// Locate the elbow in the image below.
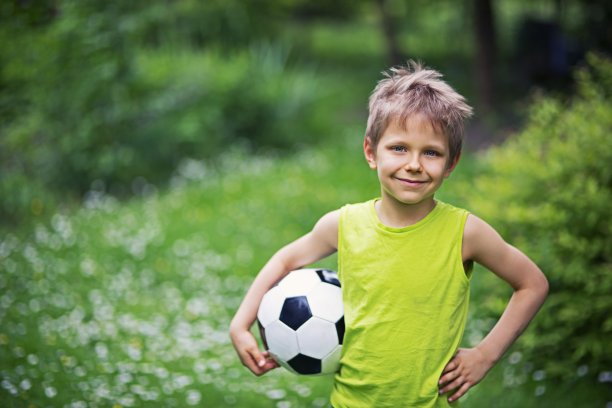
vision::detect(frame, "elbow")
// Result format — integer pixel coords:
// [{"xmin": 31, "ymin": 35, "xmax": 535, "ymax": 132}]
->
[
  {"xmin": 536, "ymin": 271, "xmax": 549, "ymax": 302},
  {"xmin": 542, "ymin": 277, "xmax": 549, "ymax": 298},
  {"xmin": 271, "ymin": 250, "xmax": 301, "ymax": 277},
  {"xmin": 519, "ymin": 267, "xmax": 549, "ymax": 304}
]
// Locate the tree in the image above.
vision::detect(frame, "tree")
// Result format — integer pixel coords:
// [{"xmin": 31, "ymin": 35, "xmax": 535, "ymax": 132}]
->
[
  {"xmin": 375, "ymin": 0, "xmax": 404, "ymax": 66},
  {"xmin": 473, "ymin": 0, "xmax": 496, "ymax": 112}
]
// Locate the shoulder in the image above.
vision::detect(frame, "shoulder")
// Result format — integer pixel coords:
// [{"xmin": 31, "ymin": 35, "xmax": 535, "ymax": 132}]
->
[
  {"xmin": 436, "ymin": 200, "xmax": 469, "ymax": 216},
  {"xmin": 462, "ymin": 214, "xmax": 508, "ymax": 264},
  {"xmin": 310, "ymin": 209, "xmax": 340, "ymax": 249},
  {"xmin": 315, "ymin": 209, "xmax": 340, "ymax": 230},
  {"xmin": 312, "ymin": 200, "xmax": 374, "ymax": 246},
  {"xmin": 434, "ymin": 201, "xmax": 471, "ymax": 232},
  {"xmin": 341, "ymin": 199, "xmax": 375, "ymax": 211},
  {"xmin": 339, "ymin": 199, "xmax": 376, "ymax": 219},
  {"xmin": 462, "ymin": 214, "xmax": 547, "ymax": 291}
]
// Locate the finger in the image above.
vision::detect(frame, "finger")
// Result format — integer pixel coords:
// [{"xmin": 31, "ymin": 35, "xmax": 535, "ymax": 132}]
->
[
  {"xmin": 439, "ymin": 376, "xmax": 465, "ymax": 395},
  {"xmin": 240, "ymin": 347, "xmax": 269, "ymax": 376},
  {"xmin": 248, "ymin": 356, "xmax": 279, "ymax": 376},
  {"xmin": 262, "ymin": 351, "xmax": 280, "ymax": 367},
  {"xmin": 241, "ymin": 351, "xmax": 265, "ymax": 376},
  {"xmin": 246, "ymin": 348, "xmax": 281, "ymax": 376},
  {"xmin": 438, "ymin": 370, "xmax": 459, "ymax": 387},
  {"xmin": 441, "ymin": 360, "xmax": 458, "ymax": 374},
  {"xmin": 260, "ymin": 359, "xmax": 280, "ymax": 373},
  {"xmin": 260, "ymin": 351, "xmax": 279, "ymax": 368},
  {"xmin": 448, "ymin": 382, "xmax": 471, "ymax": 403},
  {"xmin": 248, "ymin": 346, "xmax": 268, "ymax": 368}
]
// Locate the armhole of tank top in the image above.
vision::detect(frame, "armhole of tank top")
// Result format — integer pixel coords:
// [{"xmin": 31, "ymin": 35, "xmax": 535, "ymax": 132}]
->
[
  {"xmin": 337, "ymin": 206, "xmax": 346, "ymax": 282},
  {"xmin": 458, "ymin": 211, "xmax": 473, "ymax": 281}
]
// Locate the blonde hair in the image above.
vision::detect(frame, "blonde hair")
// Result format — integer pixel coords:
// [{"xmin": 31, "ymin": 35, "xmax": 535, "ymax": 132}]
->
[{"xmin": 365, "ymin": 61, "xmax": 473, "ymax": 163}]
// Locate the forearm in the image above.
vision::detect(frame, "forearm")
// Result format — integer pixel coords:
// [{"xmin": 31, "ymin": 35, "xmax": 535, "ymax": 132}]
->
[
  {"xmin": 476, "ymin": 284, "xmax": 548, "ymax": 365},
  {"xmin": 230, "ymin": 253, "xmax": 294, "ymax": 334},
  {"xmin": 230, "ymin": 212, "xmax": 339, "ymax": 375},
  {"xmin": 442, "ymin": 217, "xmax": 548, "ymax": 401}
]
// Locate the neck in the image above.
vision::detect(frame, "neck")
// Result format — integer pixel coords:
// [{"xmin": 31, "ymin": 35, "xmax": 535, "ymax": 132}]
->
[{"xmin": 375, "ymin": 197, "xmax": 437, "ymax": 228}]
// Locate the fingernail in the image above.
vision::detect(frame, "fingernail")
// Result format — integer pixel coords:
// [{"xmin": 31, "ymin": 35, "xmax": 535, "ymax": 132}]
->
[
  {"xmin": 448, "ymin": 397, "xmax": 453, "ymax": 402},
  {"xmin": 258, "ymin": 360, "xmax": 265, "ymax": 367}
]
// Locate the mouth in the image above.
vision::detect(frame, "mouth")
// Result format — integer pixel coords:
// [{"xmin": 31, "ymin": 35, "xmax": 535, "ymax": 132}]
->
[{"xmin": 395, "ymin": 177, "xmax": 428, "ymax": 187}]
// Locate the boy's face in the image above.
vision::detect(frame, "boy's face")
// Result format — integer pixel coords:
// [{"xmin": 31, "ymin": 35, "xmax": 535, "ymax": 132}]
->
[{"xmin": 364, "ymin": 115, "xmax": 459, "ymax": 208}]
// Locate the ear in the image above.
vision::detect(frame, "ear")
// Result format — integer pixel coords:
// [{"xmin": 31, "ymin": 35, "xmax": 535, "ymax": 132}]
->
[
  {"xmin": 364, "ymin": 138, "xmax": 377, "ymax": 169},
  {"xmin": 444, "ymin": 150, "xmax": 461, "ymax": 178}
]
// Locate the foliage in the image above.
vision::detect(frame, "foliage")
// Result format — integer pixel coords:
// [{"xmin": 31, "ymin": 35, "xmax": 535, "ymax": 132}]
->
[
  {"xmin": 134, "ymin": 44, "xmax": 335, "ymax": 164},
  {"xmin": 125, "ymin": 0, "xmax": 283, "ymax": 48},
  {"xmin": 468, "ymin": 53, "xmax": 612, "ymax": 385},
  {"xmin": 0, "ymin": 1, "xmax": 339, "ymax": 226},
  {"xmin": 0, "ymin": 0, "xmax": 144, "ymax": 222}
]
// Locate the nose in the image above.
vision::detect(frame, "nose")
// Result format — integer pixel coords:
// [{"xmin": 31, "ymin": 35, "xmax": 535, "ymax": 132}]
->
[{"xmin": 404, "ymin": 153, "xmax": 422, "ymax": 172}]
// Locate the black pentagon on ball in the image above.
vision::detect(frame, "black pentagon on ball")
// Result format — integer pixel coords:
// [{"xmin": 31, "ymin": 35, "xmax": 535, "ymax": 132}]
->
[
  {"xmin": 279, "ymin": 296, "xmax": 312, "ymax": 330},
  {"xmin": 335, "ymin": 316, "xmax": 345, "ymax": 345},
  {"xmin": 288, "ymin": 353, "xmax": 321, "ymax": 375},
  {"xmin": 316, "ymin": 269, "xmax": 341, "ymax": 287}
]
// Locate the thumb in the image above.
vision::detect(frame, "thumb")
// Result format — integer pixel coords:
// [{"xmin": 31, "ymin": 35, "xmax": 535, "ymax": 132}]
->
[
  {"xmin": 262, "ymin": 350, "xmax": 279, "ymax": 367},
  {"xmin": 248, "ymin": 346, "xmax": 267, "ymax": 368}
]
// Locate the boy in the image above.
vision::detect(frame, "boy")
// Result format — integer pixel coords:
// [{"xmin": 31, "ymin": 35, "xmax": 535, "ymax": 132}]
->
[{"xmin": 230, "ymin": 62, "xmax": 548, "ymax": 407}]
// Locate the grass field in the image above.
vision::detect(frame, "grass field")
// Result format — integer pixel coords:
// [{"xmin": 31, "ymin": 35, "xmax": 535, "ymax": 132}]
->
[{"xmin": 1, "ymin": 133, "xmax": 609, "ymax": 407}]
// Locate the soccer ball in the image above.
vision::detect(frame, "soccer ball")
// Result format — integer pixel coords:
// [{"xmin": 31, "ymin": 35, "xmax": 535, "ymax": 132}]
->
[{"xmin": 257, "ymin": 268, "xmax": 344, "ymax": 375}]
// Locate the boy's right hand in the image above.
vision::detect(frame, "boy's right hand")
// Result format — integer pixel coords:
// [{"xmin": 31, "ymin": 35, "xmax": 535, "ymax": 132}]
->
[{"xmin": 230, "ymin": 328, "xmax": 279, "ymax": 376}]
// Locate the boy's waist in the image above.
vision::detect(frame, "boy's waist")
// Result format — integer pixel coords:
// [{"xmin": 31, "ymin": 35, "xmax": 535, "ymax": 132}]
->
[
  {"xmin": 331, "ymin": 312, "xmax": 467, "ymax": 407},
  {"xmin": 331, "ymin": 355, "xmax": 457, "ymax": 408}
]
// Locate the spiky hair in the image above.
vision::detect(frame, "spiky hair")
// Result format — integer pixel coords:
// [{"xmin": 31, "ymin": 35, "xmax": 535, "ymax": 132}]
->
[{"xmin": 365, "ymin": 61, "xmax": 473, "ymax": 163}]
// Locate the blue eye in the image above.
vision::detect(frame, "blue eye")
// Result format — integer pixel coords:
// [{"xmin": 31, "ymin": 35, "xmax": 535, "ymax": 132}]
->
[
  {"xmin": 424, "ymin": 150, "xmax": 440, "ymax": 157},
  {"xmin": 391, "ymin": 146, "xmax": 406, "ymax": 152}
]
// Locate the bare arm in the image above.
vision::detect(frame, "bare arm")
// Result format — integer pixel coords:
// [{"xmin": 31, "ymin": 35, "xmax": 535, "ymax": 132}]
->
[
  {"xmin": 229, "ymin": 210, "xmax": 339, "ymax": 375},
  {"xmin": 439, "ymin": 214, "xmax": 548, "ymax": 402}
]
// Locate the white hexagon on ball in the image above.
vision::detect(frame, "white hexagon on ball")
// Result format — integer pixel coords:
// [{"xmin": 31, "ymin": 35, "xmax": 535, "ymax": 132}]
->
[
  {"xmin": 277, "ymin": 268, "xmax": 322, "ymax": 298},
  {"xmin": 264, "ymin": 320, "xmax": 299, "ymax": 361},
  {"xmin": 307, "ymin": 282, "xmax": 343, "ymax": 323},
  {"xmin": 296, "ymin": 317, "xmax": 339, "ymax": 359},
  {"xmin": 257, "ymin": 286, "xmax": 285, "ymax": 327}
]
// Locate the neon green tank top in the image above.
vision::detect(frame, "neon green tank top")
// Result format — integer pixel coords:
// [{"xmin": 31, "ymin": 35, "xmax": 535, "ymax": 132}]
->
[{"xmin": 331, "ymin": 199, "xmax": 471, "ymax": 408}]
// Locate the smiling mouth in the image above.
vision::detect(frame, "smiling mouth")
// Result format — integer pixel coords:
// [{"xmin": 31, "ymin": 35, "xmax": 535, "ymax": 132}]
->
[{"xmin": 396, "ymin": 177, "xmax": 428, "ymax": 185}]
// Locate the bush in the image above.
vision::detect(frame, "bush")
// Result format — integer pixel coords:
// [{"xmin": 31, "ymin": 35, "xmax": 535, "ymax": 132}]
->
[
  {"xmin": 133, "ymin": 43, "xmax": 335, "ymax": 165},
  {"xmin": 0, "ymin": 2, "xmax": 338, "ymax": 225},
  {"xmin": 468, "ymin": 53, "xmax": 612, "ymax": 383}
]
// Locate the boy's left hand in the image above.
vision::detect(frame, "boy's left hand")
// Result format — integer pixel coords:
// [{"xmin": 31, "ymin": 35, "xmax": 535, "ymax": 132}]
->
[{"xmin": 438, "ymin": 347, "xmax": 493, "ymax": 402}]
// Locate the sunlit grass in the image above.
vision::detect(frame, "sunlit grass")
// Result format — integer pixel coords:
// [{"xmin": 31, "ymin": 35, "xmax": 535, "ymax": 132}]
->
[{"xmin": 0, "ymin": 131, "xmax": 370, "ymax": 407}]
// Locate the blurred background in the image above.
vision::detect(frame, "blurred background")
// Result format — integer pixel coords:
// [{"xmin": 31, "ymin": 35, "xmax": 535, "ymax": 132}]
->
[{"xmin": 1, "ymin": 0, "xmax": 611, "ymax": 407}]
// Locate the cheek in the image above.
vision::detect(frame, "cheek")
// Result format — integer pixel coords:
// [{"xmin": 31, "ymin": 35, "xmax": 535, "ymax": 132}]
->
[
  {"xmin": 425, "ymin": 162, "xmax": 448, "ymax": 178},
  {"xmin": 379, "ymin": 154, "xmax": 403, "ymax": 168},
  {"xmin": 377, "ymin": 161, "xmax": 396, "ymax": 176}
]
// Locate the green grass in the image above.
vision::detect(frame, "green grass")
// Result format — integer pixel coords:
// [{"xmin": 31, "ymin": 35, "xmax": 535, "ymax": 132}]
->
[
  {"xmin": 1, "ymin": 136, "xmax": 609, "ymax": 407},
  {"xmin": 0, "ymin": 132, "xmax": 371, "ymax": 408}
]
